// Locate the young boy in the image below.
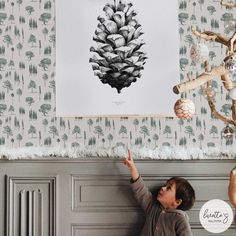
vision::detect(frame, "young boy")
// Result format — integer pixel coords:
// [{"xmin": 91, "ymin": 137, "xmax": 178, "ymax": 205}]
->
[
  {"xmin": 123, "ymin": 150, "xmax": 195, "ymax": 236},
  {"xmin": 228, "ymin": 167, "xmax": 236, "ymax": 225}
]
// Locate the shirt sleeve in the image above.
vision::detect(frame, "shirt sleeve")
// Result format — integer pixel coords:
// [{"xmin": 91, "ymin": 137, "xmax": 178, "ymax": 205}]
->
[
  {"xmin": 130, "ymin": 175, "xmax": 155, "ymax": 214},
  {"xmin": 175, "ymin": 215, "xmax": 193, "ymax": 236}
]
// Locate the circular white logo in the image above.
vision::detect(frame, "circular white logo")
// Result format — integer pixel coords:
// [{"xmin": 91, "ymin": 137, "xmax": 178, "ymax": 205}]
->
[{"xmin": 199, "ymin": 199, "xmax": 233, "ymax": 233}]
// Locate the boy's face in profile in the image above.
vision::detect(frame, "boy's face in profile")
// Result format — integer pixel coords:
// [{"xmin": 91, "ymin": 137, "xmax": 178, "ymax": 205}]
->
[{"xmin": 157, "ymin": 180, "xmax": 182, "ymax": 209}]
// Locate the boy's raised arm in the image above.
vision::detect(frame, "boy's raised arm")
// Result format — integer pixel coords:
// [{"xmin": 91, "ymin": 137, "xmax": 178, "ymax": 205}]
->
[
  {"xmin": 123, "ymin": 150, "xmax": 154, "ymax": 214},
  {"xmin": 123, "ymin": 149, "xmax": 140, "ymax": 182}
]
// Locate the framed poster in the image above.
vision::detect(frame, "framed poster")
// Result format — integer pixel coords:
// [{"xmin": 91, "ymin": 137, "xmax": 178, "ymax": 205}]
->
[{"xmin": 56, "ymin": 0, "xmax": 179, "ymax": 116}]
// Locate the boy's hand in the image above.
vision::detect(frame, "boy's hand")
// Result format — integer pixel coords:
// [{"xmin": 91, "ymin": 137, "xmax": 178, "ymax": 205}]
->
[{"xmin": 123, "ymin": 149, "xmax": 135, "ymax": 170}]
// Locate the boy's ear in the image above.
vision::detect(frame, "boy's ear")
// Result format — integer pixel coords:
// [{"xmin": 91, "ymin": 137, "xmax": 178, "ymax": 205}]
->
[{"xmin": 175, "ymin": 198, "xmax": 182, "ymax": 207}]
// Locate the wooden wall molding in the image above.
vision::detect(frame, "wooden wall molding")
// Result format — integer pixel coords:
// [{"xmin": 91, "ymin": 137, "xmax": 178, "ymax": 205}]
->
[
  {"xmin": 5, "ymin": 175, "xmax": 57, "ymax": 236},
  {"xmin": 0, "ymin": 159, "xmax": 234, "ymax": 236}
]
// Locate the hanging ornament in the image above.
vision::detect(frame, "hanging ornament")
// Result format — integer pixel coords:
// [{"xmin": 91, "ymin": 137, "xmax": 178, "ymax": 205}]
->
[
  {"xmin": 229, "ymin": 87, "xmax": 236, "ymax": 100},
  {"xmin": 174, "ymin": 99, "xmax": 195, "ymax": 119},
  {"xmin": 190, "ymin": 43, "xmax": 209, "ymax": 63},
  {"xmin": 222, "ymin": 125, "xmax": 234, "ymax": 139},
  {"xmin": 201, "ymin": 85, "xmax": 216, "ymax": 100},
  {"xmin": 224, "ymin": 55, "xmax": 236, "ymax": 73}
]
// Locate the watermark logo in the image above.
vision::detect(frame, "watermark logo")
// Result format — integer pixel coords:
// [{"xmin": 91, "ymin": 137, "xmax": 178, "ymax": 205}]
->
[{"xmin": 199, "ymin": 199, "xmax": 233, "ymax": 233}]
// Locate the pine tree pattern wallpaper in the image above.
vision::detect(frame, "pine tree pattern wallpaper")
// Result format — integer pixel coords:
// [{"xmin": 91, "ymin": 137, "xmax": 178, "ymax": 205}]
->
[{"xmin": 0, "ymin": 0, "xmax": 235, "ymax": 156}]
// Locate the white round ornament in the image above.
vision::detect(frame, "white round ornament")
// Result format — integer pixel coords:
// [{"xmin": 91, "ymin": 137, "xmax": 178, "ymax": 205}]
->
[
  {"xmin": 224, "ymin": 55, "xmax": 236, "ymax": 73},
  {"xmin": 174, "ymin": 99, "xmax": 195, "ymax": 119},
  {"xmin": 222, "ymin": 125, "xmax": 234, "ymax": 139},
  {"xmin": 190, "ymin": 43, "xmax": 209, "ymax": 63}
]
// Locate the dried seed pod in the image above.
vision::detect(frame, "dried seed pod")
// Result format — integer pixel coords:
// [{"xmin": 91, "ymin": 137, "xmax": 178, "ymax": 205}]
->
[{"xmin": 174, "ymin": 99, "xmax": 195, "ymax": 119}]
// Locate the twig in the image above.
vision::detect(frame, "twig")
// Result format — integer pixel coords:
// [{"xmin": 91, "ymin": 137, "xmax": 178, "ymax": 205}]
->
[{"xmin": 221, "ymin": 0, "xmax": 236, "ymax": 8}]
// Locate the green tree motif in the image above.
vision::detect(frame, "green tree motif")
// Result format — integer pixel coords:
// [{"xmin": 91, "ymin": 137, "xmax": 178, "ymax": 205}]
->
[
  {"xmin": 28, "ymin": 125, "xmax": 36, "ymax": 138},
  {"xmin": 163, "ymin": 125, "xmax": 171, "ymax": 138},
  {"xmin": 201, "ymin": 16, "xmax": 207, "ymax": 24},
  {"xmin": 28, "ymin": 34, "xmax": 36, "ymax": 47},
  {"xmin": 8, "ymin": 60, "xmax": 14, "ymax": 69},
  {"xmin": 3, "ymin": 126, "xmax": 13, "ymax": 138},
  {"xmin": 198, "ymin": 0, "xmax": 204, "ymax": 10},
  {"xmin": 44, "ymin": 137, "xmax": 51, "ymax": 146},
  {"xmin": 180, "ymin": 58, "xmax": 189, "ymax": 71},
  {"xmin": 72, "ymin": 125, "xmax": 81, "ymax": 138},
  {"xmin": 87, "ymin": 119, "xmax": 93, "ymax": 131},
  {"xmin": 209, "ymin": 125, "xmax": 218, "ymax": 138},
  {"xmin": 72, "ymin": 142, "xmax": 80, "ymax": 148},
  {"xmin": 153, "ymin": 134, "xmax": 159, "ymax": 147},
  {"xmin": 179, "ymin": 1, "xmax": 187, "ymax": 10},
  {"xmin": 16, "ymin": 42, "xmax": 23, "ymax": 56},
  {"xmin": 62, "ymin": 134, "xmax": 68, "ymax": 147},
  {"xmin": 39, "ymin": 13, "xmax": 51, "ymax": 25},
  {"xmin": 220, "ymin": 104, "xmax": 231, "ymax": 116},
  {"xmin": 179, "ymin": 27, "xmax": 184, "ymax": 40},
  {"xmin": 0, "ymin": 13, "xmax": 7, "ymax": 25},
  {"xmin": 39, "ymin": 104, "xmax": 51, "ymax": 116},
  {"xmin": 25, "ymin": 51, "xmax": 35, "ymax": 60},
  {"xmin": 178, "ymin": 13, "xmax": 189, "ymax": 25},
  {"xmin": 17, "ymin": 0, "xmax": 23, "ymax": 10},
  {"xmin": 16, "ymin": 133, "xmax": 22, "ymax": 147},
  {"xmin": 140, "ymin": 125, "xmax": 150, "ymax": 138},
  {"xmin": 94, "ymin": 126, "xmax": 104, "ymax": 139},
  {"xmin": 133, "ymin": 118, "xmax": 139, "ymax": 131},
  {"xmin": 49, "ymin": 125, "xmax": 59, "ymax": 138},
  {"xmin": 44, "ymin": 1, "xmax": 52, "ymax": 10},
  {"xmin": 150, "ymin": 118, "xmax": 156, "ymax": 130},
  {"xmin": 19, "ymin": 107, "xmax": 25, "ymax": 115},
  {"xmin": 107, "ymin": 133, "xmax": 113, "ymax": 146},
  {"xmin": 207, "ymin": 6, "xmax": 216, "ymax": 15},
  {"xmin": 42, "ymin": 73, "xmax": 48, "ymax": 87},
  {"xmin": 25, "ymin": 6, "xmax": 35, "ymax": 15},
  {"xmin": 184, "ymin": 34, "xmax": 194, "ymax": 47},
  {"xmin": 42, "ymin": 118, "xmax": 48, "ymax": 131},
  {"xmin": 209, "ymin": 51, "xmax": 216, "ymax": 61},
  {"xmin": 8, "ymin": 105, "xmax": 14, "ymax": 115},
  {"xmin": 190, "ymin": 14, "xmax": 196, "ymax": 22},
  {"xmin": 16, "ymin": 88, "xmax": 22, "ymax": 101},
  {"xmin": 198, "ymin": 134, "xmax": 204, "ymax": 148},
  {"xmin": 0, "ymin": 58, "xmax": 7, "ymax": 70},
  {"xmin": 42, "ymin": 27, "xmax": 48, "ymax": 40},
  {"xmin": 49, "ymin": 34, "xmax": 55, "ymax": 47},
  {"xmin": 3, "ymin": 80, "xmax": 13, "ymax": 93},
  {"xmin": 185, "ymin": 126, "xmax": 194, "ymax": 138},
  {"xmin": 25, "ymin": 97, "xmax": 35, "ymax": 106},
  {"xmin": 39, "ymin": 58, "xmax": 51, "ymax": 70},
  {"xmin": 49, "ymin": 80, "xmax": 55, "ymax": 94},
  {"xmin": 119, "ymin": 125, "xmax": 127, "ymax": 138},
  {"xmin": 0, "ymin": 104, "xmax": 7, "ymax": 115},
  {"xmin": 179, "ymin": 137, "xmax": 187, "ymax": 146},
  {"xmin": 207, "ymin": 142, "xmax": 215, "ymax": 147},
  {"xmin": 3, "ymin": 35, "xmax": 13, "ymax": 47},
  {"xmin": 8, "ymin": 14, "xmax": 14, "ymax": 23},
  {"xmin": 28, "ymin": 80, "xmax": 36, "ymax": 92}
]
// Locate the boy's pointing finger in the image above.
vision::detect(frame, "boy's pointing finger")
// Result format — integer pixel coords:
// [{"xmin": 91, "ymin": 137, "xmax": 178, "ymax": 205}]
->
[{"xmin": 128, "ymin": 149, "xmax": 131, "ymax": 160}]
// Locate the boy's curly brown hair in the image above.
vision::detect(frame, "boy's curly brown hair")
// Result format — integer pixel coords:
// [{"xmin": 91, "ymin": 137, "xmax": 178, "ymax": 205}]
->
[{"xmin": 169, "ymin": 177, "xmax": 195, "ymax": 211}]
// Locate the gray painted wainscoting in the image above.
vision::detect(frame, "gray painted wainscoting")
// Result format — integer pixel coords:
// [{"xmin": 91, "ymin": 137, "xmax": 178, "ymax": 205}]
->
[{"xmin": 0, "ymin": 159, "xmax": 235, "ymax": 236}]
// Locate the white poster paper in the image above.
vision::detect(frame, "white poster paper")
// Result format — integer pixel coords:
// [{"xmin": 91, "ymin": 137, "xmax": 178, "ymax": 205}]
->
[{"xmin": 56, "ymin": 0, "xmax": 179, "ymax": 116}]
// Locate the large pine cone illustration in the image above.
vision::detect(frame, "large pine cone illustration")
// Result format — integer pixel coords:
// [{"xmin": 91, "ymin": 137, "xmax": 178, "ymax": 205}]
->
[{"xmin": 89, "ymin": 0, "xmax": 147, "ymax": 94}]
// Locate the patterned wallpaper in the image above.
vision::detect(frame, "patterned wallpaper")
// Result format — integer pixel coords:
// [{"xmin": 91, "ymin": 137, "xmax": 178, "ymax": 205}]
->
[{"xmin": 0, "ymin": 0, "xmax": 235, "ymax": 154}]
